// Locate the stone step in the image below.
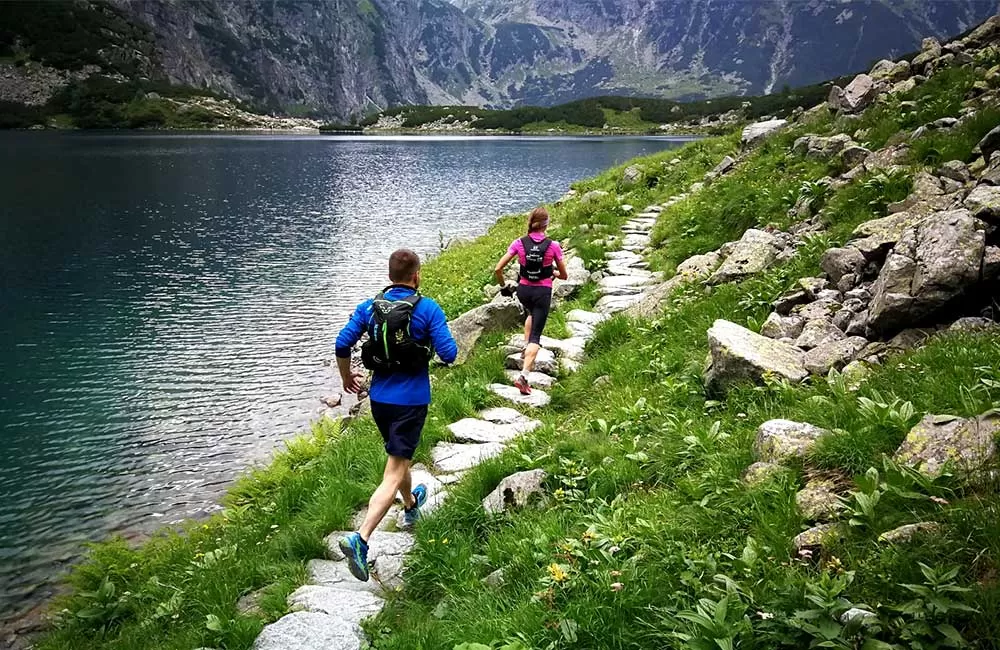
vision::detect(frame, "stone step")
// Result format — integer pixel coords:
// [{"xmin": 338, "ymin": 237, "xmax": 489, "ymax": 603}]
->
[
  {"xmin": 478, "ymin": 406, "xmax": 533, "ymax": 424},
  {"xmin": 567, "ymin": 320, "xmax": 595, "ymax": 338},
  {"xmin": 488, "ymin": 383, "xmax": 551, "ymax": 408},
  {"xmin": 605, "ymin": 250, "xmax": 643, "ymax": 262},
  {"xmin": 567, "ymin": 309, "xmax": 609, "ymax": 325},
  {"xmin": 506, "ymin": 334, "xmax": 586, "ymax": 362},
  {"xmin": 622, "ymin": 234, "xmax": 651, "ymax": 247},
  {"xmin": 287, "ymin": 585, "xmax": 384, "ymax": 628},
  {"xmin": 431, "ymin": 441, "xmax": 504, "ymax": 473},
  {"xmin": 605, "ymin": 263, "xmax": 652, "ymax": 276},
  {"xmin": 448, "ymin": 416, "xmax": 540, "ymax": 444},
  {"xmin": 252, "ymin": 611, "xmax": 364, "ymax": 650},
  {"xmin": 503, "ymin": 369, "xmax": 556, "ymax": 389},
  {"xmin": 324, "ymin": 531, "xmax": 414, "ymax": 563},
  {"xmin": 595, "ymin": 293, "xmax": 645, "ymax": 314},
  {"xmin": 644, "ymin": 205, "xmax": 664, "ymax": 213},
  {"xmin": 396, "ymin": 489, "xmax": 450, "ymax": 528},
  {"xmin": 599, "ymin": 274, "xmax": 656, "ymax": 289},
  {"xmin": 600, "ymin": 286, "xmax": 645, "ymax": 297},
  {"xmin": 635, "ymin": 211, "xmax": 659, "ymax": 218}
]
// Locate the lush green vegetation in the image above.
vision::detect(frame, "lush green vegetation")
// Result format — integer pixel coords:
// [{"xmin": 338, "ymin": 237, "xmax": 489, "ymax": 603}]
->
[
  {"xmin": 34, "ymin": 53, "xmax": 1000, "ymax": 650},
  {"xmin": 359, "ymin": 77, "xmax": 853, "ymax": 135}
]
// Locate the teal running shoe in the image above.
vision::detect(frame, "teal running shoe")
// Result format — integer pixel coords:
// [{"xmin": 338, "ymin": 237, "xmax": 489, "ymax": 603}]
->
[
  {"xmin": 402, "ymin": 484, "xmax": 428, "ymax": 528},
  {"xmin": 338, "ymin": 532, "xmax": 370, "ymax": 581}
]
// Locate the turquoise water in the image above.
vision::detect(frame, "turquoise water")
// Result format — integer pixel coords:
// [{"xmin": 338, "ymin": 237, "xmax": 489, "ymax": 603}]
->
[{"xmin": 0, "ymin": 132, "xmax": 690, "ymax": 616}]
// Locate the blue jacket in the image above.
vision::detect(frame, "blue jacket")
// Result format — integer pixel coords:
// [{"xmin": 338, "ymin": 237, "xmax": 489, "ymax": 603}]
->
[{"xmin": 335, "ymin": 286, "xmax": 458, "ymax": 406}]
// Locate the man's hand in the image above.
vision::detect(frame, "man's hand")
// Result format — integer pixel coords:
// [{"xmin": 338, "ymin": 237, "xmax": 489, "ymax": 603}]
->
[
  {"xmin": 341, "ymin": 371, "xmax": 364, "ymax": 394},
  {"xmin": 499, "ymin": 282, "xmax": 517, "ymax": 297}
]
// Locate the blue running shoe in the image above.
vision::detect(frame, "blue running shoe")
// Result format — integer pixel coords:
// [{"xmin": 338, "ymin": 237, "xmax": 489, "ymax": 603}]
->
[
  {"xmin": 338, "ymin": 532, "xmax": 370, "ymax": 582},
  {"xmin": 402, "ymin": 484, "xmax": 428, "ymax": 528}
]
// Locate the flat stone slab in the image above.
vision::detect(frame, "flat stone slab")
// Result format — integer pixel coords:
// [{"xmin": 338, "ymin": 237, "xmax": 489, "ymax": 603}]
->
[
  {"xmin": 324, "ymin": 530, "xmax": 414, "ymax": 563},
  {"xmin": 448, "ymin": 417, "xmax": 540, "ymax": 444},
  {"xmin": 599, "ymin": 274, "xmax": 656, "ymax": 289},
  {"xmin": 596, "ymin": 294, "xmax": 645, "ymax": 313},
  {"xmin": 432, "ymin": 441, "xmax": 504, "ymax": 472},
  {"xmin": 504, "ymin": 370, "xmax": 556, "ymax": 388},
  {"xmin": 478, "ymin": 406, "xmax": 531, "ymax": 424},
  {"xmin": 600, "ymin": 285, "xmax": 645, "ymax": 297},
  {"xmin": 252, "ymin": 611, "xmax": 363, "ymax": 650},
  {"xmin": 605, "ymin": 250, "xmax": 644, "ymax": 261},
  {"xmin": 568, "ymin": 321, "xmax": 595, "ymax": 338},
  {"xmin": 308, "ymin": 559, "xmax": 383, "ymax": 594},
  {"xmin": 408, "ymin": 463, "xmax": 445, "ymax": 498},
  {"xmin": 567, "ymin": 309, "xmax": 609, "ymax": 325},
  {"xmin": 504, "ymin": 349, "xmax": 557, "ymax": 374},
  {"xmin": 488, "ymin": 383, "xmax": 551, "ymax": 407},
  {"xmin": 605, "ymin": 264, "xmax": 653, "ymax": 277},
  {"xmin": 287, "ymin": 585, "xmax": 384, "ymax": 627}
]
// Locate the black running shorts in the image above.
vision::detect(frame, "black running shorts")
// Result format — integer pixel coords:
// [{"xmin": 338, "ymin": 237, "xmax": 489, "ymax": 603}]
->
[
  {"xmin": 516, "ymin": 284, "xmax": 552, "ymax": 345},
  {"xmin": 370, "ymin": 401, "xmax": 428, "ymax": 460}
]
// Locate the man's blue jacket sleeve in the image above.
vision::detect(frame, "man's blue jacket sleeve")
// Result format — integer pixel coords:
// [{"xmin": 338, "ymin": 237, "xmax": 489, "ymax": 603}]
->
[
  {"xmin": 429, "ymin": 301, "xmax": 458, "ymax": 364},
  {"xmin": 335, "ymin": 302, "xmax": 369, "ymax": 359}
]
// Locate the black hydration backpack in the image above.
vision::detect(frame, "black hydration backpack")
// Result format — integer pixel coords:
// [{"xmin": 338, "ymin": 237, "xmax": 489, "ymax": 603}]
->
[
  {"xmin": 360, "ymin": 287, "xmax": 434, "ymax": 373},
  {"xmin": 519, "ymin": 236, "xmax": 554, "ymax": 282}
]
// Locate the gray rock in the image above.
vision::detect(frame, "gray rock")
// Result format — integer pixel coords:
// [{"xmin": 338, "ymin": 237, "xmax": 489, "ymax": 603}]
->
[
  {"xmin": 912, "ymin": 39, "xmax": 942, "ymax": 68},
  {"xmin": 622, "ymin": 164, "xmax": 643, "ymax": 187},
  {"xmin": 307, "ymin": 559, "xmax": 384, "ymax": 594},
  {"xmin": 773, "ymin": 290, "xmax": 810, "ymax": 315},
  {"xmin": 964, "ymin": 184, "xmax": 1000, "ymax": 222},
  {"xmin": 488, "ymin": 383, "xmax": 551, "ymax": 408},
  {"xmin": 503, "ymin": 369, "xmax": 555, "ymax": 389},
  {"xmin": 448, "ymin": 299, "xmax": 524, "ymax": 364},
  {"xmin": 895, "ymin": 413, "xmax": 999, "ymax": 477},
  {"xmin": 711, "ymin": 155, "xmax": 736, "ymax": 176},
  {"xmin": 841, "ymin": 608, "xmax": 879, "ymax": 625},
  {"xmin": 432, "ymin": 442, "xmax": 504, "ymax": 473},
  {"xmin": 553, "ymin": 256, "xmax": 590, "ymax": 299},
  {"xmin": 878, "ymin": 522, "xmax": 942, "ymax": 544},
  {"xmin": 252, "ymin": 612, "xmax": 362, "ymax": 650},
  {"xmin": 795, "ymin": 319, "xmax": 846, "ymax": 350},
  {"xmin": 984, "ymin": 246, "xmax": 1000, "ymax": 281},
  {"xmin": 581, "ymin": 190, "xmax": 609, "ymax": 204},
  {"xmin": 798, "ymin": 277, "xmax": 829, "ymax": 297},
  {"xmin": 938, "ymin": 160, "xmax": 971, "ymax": 183},
  {"xmin": 676, "ymin": 250, "xmax": 723, "ymax": 280},
  {"xmin": 815, "ymin": 289, "xmax": 843, "ymax": 303},
  {"xmin": 708, "ymin": 229, "xmax": 782, "ymax": 284},
  {"xmin": 743, "ymin": 461, "xmax": 784, "ymax": 486},
  {"xmin": 237, "ymin": 588, "xmax": 266, "ymax": 616},
  {"xmin": 287, "ymin": 585, "xmax": 384, "ymax": 628},
  {"xmin": 827, "ymin": 85, "xmax": 844, "ymax": 110},
  {"xmin": 868, "ymin": 210, "xmax": 986, "ymax": 333},
  {"xmin": 448, "ymin": 416, "xmax": 540, "ymax": 444},
  {"xmin": 863, "ymin": 144, "xmax": 910, "ymax": 173},
  {"xmin": 845, "ymin": 287, "xmax": 872, "ymax": 303},
  {"xmin": 832, "ymin": 308, "xmax": 854, "ymax": 331},
  {"xmin": 760, "ymin": 312, "xmax": 805, "ymax": 339},
  {"xmin": 705, "ymin": 320, "xmax": 808, "ymax": 392},
  {"xmin": 803, "ymin": 336, "xmax": 869, "ymax": 375},
  {"xmin": 822, "ymin": 247, "xmax": 866, "ymax": 284},
  {"xmin": 841, "ymin": 145, "xmax": 871, "ymax": 169},
  {"xmin": 846, "ymin": 310, "xmax": 869, "ymax": 337},
  {"xmin": 741, "ymin": 119, "xmax": 788, "ymax": 147},
  {"xmin": 840, "ymin": 74, "xmax": 878, "ymax": 113},
  {"xmin": 976, "ymin": 126, "xmax": 1000, "ymax": 163},
  {"xmin": 754, "ymin": 419, "xmax": 829, "ymax": 463},
  {"xmin": 796, "ymin": 479, "xmax": 844, "ymax": 521},
  {"xmin": 947, "ymin": 317, "xmax": 998, "ymax": 333},
  {"xmin": 889, "ymin": 77, "xmax": 917, "ymax": 96},
  {"xmin": 793, "ymin": 523, "xmax": 845, "ymax": 551},
  {"xmin": 483, "ymin": 568, "xmax": 505, "ymax": 588},
  {"xmin": 887, "ymin": 328, "xmax": 934, "ymax": 351},
  {"xmin": 567, "ymin": 309, "xmax": 608, "ymax": 326},
  {"xmin": 792, "ymin": 299, "xmax": 843, "ymax": 322},
  {"xmin": 482, "ymin": 469, "xmax": 547, "ymax": 514}
]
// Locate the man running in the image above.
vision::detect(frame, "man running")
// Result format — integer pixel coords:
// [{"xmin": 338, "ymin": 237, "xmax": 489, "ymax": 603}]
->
[{"xmin": 335, "ymin": 248, "xmax": 458, "ymax": 581}]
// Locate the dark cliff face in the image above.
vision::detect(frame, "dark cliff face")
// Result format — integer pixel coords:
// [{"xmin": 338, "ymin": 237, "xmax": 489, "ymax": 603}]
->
[{"xmin": 105, "ymin": 0, "xmax": 999, "ymax": 118}]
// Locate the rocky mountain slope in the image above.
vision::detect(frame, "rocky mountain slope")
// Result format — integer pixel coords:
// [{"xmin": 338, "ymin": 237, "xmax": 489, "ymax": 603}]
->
[{"xmin": 3, "ymin": 0, "xmax": 997, "ymax": 123}]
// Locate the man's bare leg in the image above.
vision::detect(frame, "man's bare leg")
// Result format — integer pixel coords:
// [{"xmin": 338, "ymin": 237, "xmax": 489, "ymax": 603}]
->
[{"xmin": 359, "ymin": 455, "xmax": 411, "ymax": 541}]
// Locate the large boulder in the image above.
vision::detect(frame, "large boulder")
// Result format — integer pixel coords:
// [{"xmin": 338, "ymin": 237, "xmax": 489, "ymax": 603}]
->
[
  {"xmin": 621, "ymin": 164, "xmax": 644, "ymax": 187},
  {"xmin": 862, "ymin": 144, "xmax": 910, "ymax": 173},
  {"xmin": 795, "ymin": 319, "xmax": 845, "ymax": 350},
  {"xmin": 553, "ymin": 256, "xmax": 590, "ymax": 299},
  {"xmin": 868, "ymin": 210, "xmax": 986, "ymax": 334},
  {"xmin": 754, "ymin": 419, "xmax": 830, "ymax": 463},
  {"xmin": 912, "ymin": 38, "xmax": 942, "ymax": 68},
  {"xmin": 448, "ymin": 299, "xmax": 524, "ymax": 364},
  {"xmin": 821, "ymin": 247, "xmax": 866, "ymax": 285},
  {"xmin": 894, "ymin": 412, "xmax": 1000, "ymax": 477},
  {"xmin": 849, "ymin": 211, "xmax": 926, "ymax": 260},
  {"xmin": 840, "ymin": 74, "xmax": 879, "ymax": 113},
  {"xmin": 482, "ymin": 469, "xmax": 547, "ymax": 514},
  {"xmin": 253, "ymin": 612, "xmax": 365, "ymax": 650},
  {"xmin": 676, "ymin": 250, "xmax": 723, "ymax": 280},
  {"xmin": 976, "ymin": 126, "xmax": 1000, "ymax": 164},
  {"xmin": 705, "ymin": 320, "xmax": 808, "ymax": 392},
  {"xmin": 741, "ymin": 119, "xmax": 788, "ymax": 147},
  {"xmin": 796, "ymin": 479, "xmax": 844, "ymax": 521},
  {"xmin": 708, "ymin": 229, "xmax": 783, "ymax": 284}
]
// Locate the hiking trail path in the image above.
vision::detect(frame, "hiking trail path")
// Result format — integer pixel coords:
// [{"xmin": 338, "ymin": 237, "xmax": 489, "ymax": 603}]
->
[{"xmin": 251, "ymin": 206, "xmax": 664, "ymax": 649}]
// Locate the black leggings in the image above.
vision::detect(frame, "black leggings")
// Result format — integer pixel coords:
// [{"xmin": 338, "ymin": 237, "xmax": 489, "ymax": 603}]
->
[{"xmin": 516, "ymin": 284, "xmax": 552, "ymax": 344}]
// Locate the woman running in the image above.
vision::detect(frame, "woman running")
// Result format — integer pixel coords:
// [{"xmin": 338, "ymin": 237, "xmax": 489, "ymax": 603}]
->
[{"xmin": 494, "ymin": 207, "xmax": 568, "ymax": 394}]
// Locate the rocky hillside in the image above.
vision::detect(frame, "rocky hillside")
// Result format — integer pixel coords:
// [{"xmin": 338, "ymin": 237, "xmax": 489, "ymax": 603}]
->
[{"xmin": 3, "ymin": 0, "xmax": 997, "ymax": 123}]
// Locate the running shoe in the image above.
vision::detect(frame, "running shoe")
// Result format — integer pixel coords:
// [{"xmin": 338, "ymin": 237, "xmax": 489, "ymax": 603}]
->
[
  {"xmin": 514, "ymin": 374, "xmax": 532, "ymax": 395},
  {"xmin": 338, "ymin": 532, "xmax": 370, "ymax": 581},
  {"xmin": 402, "ymin": 483, "xmax": 428, "ymax": 528}
]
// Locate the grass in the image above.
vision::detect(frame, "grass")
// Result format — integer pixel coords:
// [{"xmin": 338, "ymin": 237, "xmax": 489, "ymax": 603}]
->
[{"xmin": 35, "ymin": 53, "xmax": 1000, "ymax": 650}]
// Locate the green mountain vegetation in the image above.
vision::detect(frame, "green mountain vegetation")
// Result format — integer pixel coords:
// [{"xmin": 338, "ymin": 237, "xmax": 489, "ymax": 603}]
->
[
  {"xmin": 322, "ymin": 79, "xmax": 853, "ymax": 135},
  {"xmin": 28, "ymin": 17, "xmax": 1000, "ymax": 650}
]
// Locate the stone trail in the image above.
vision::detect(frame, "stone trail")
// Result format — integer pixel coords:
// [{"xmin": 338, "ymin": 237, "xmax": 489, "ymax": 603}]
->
[{"xmin": 252, "ymin": 204, "xmax": 663, "ymax": 649}]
